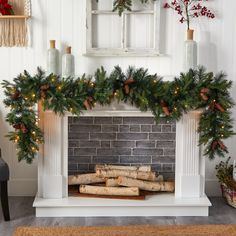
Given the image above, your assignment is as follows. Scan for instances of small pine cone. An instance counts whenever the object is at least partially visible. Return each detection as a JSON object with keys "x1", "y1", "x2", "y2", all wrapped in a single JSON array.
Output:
[
  {"x1": 12, "y1": 91, "x2": 20, "y2": 100},
  {"x1": 124, "y1": 78, "x2": 135, "y2": 85},
  {"x1": 40, "y1": 91, "x2": 46, "y2": 99},
  {"x1": 87, "y1": 96, "x2": 93, "y2": 102},
  {"x1": 200, "y1": 92, "x2": 209, "y2": 101},
  {"x1": 13, "y1": 124, "x2": 21, "y2": 130},
  {"x1": 218, "y1": 140, "x2": 226, "y2": 150},
  {"x1": 215, "y1": 103, "x2": 225, "y2": 112},
  {"x1": 162, "y1": 106, "x2": 170, "y2": 116},
  {"x1": 124, "y1": 84, "x2": 130, "y2": 94},
  {"x1": 40, "y1": 84, "x2": 50, "y2": 91},
  {"x1": 20, "y1": 124, "x2": 28, "y2": 134},
  {"x1": 200, "y1": 88, "x2": 209, "y2": 94},
  {"x1": 83, "y1": 99, "x2": 91, "y2": 110},
  {"x1": 211, "y1": 140, "x2": 218, "y2": 150}
]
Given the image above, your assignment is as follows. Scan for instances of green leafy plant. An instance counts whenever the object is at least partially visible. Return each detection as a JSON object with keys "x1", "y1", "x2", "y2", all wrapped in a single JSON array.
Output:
[
  {"x1": 1, "y1": 66, "x2": 235, "y2": 163},
  {"x1": 216, "y1": 157, "x2": 236, "y2": 190},
  {"x1": 97, "y1": 0, "x2": 156, "y2": 16}
]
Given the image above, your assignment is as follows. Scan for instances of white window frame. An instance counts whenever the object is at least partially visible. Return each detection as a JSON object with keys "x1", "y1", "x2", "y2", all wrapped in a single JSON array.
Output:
[{"x1": 84, "y1": 0, "x2": 161, "y2": 57}]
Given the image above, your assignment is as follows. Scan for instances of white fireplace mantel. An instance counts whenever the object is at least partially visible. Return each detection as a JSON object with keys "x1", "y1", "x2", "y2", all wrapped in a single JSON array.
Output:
[{"x1": 33, "y1": 102, "x2": 211, "y2": 217}]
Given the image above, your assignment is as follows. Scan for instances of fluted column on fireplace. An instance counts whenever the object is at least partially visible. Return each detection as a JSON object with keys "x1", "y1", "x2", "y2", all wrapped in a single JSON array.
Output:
[
  {"x1": 38, "y1": 111, "x2": 67, "y2": 199},
  {"x1": 175, "y1": 110, "x2": 205, "y2": 198}
]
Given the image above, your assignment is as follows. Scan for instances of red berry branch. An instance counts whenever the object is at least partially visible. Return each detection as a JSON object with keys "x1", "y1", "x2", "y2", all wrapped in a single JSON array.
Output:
[
  {"x1": 164, "y1": 0, "x2": 215, "y2": 30},
  {"x1": 0, "y1": 0, "x2": 14, "y2": 15}
]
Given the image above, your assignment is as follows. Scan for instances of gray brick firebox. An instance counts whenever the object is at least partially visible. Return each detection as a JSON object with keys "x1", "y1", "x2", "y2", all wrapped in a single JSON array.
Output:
[{"x1": 68, "y1": 116, "x2": 176, "y2": 180}]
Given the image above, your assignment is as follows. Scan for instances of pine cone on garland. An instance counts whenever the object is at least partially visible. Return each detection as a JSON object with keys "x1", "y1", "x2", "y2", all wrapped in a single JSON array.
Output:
[
  {"x1": 124, "y1": 78, "x2": 135, "y2": 95},
  {"x1": 200, "y1": 93, "x2": 209, "y2": 101},
  {"x1": 13, "y1": 123, "x2": 21, "y2": 130},
  {"x1": 211, "y1": 140, "x2": 218, "y2": 150},
  {"x1": 218, "y1": 140, "x2": 226, "y2": 150},
  {"x1": 200, "y1": 88, "x2": 210, "y2": 101},
  {"x1": 40, "y1": 85, "x2": 49, "y2": 91},
  {"x1": 20, "y1": 124, "x2": 28, "y2": 134},
  {"x1": 160, "y1": 100, "x2": 170, "y2": 116},
  {"x1": 201, "y1": 88, "x2": 210, "y2": 94},
  {"x1": 83, "y1": 97, "x2": 93, "y2": 110},
  {"x1": 40, "y1": 84, "x2": 50, "y2": 99},
  {"x1": 12, "y1": 90, "x2": 20, "y2": 100},
  {"x1": 215, "y1": 102, "x2": 225, "y2": 112}
]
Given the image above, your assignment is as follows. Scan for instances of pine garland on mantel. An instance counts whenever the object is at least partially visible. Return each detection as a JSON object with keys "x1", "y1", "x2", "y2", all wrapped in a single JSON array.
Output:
[{"x1": 1, "y1": 66, "x2": 235, "y2": 163}]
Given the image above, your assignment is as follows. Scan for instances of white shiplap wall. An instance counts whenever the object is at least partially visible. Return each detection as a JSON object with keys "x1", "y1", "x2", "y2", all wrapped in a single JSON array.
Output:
[{"x1": 0, "y1": 0, "x2": 235, "y2": 196}]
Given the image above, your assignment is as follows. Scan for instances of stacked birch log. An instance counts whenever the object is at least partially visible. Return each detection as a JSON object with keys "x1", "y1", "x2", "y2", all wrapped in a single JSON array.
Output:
[{"x1": 68, "y1": 165, "x2": 175, "y2": 197}]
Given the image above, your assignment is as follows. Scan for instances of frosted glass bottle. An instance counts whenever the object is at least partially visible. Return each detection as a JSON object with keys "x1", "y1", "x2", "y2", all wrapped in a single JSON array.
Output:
[
  {"x1": 47, "y1": 40, "x2": 59, "y2": 75},
  {"x1": 184, "y1": 29, "x2": 197, "y2": 71},
  {"x1": 62, "y1": 46, "x2": 75, "y2": 78}
]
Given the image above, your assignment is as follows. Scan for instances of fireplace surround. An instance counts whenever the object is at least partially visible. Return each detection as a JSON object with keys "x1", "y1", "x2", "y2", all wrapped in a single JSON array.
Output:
[{"x1": 33, "y1": 101, "x2": 211, "y2": 217}]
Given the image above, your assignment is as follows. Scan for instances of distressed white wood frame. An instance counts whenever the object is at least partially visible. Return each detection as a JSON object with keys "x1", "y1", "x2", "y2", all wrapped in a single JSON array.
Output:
[{"x1": 84, "y1": 0, "x2": 161, "y2": 57}]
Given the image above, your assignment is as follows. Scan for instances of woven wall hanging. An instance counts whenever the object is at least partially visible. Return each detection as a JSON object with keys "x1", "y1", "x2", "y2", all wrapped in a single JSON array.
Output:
[{"x1": 0, "y1": 0, "x2": 31, "y2": 47}]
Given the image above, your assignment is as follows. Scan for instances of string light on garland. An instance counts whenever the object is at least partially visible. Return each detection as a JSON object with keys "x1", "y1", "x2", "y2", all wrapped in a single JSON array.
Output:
[{"x1": 1, "y1": 66, "x2": 235, "y2": 163}]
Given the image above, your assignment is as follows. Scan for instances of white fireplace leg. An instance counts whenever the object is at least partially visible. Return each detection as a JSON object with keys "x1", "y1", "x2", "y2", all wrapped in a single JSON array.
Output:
[
  {"x1": 175, "y1": 110, "x2": 205, "y2": 198},
  {"x1": 38, "y1": 112, "x2": 67, "y2": 199}
]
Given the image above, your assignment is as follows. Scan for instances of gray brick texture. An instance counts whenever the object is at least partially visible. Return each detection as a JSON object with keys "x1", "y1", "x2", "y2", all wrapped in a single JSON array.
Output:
[{"x1": 68, "y1": 116, "x2": 176, "y2": 180}]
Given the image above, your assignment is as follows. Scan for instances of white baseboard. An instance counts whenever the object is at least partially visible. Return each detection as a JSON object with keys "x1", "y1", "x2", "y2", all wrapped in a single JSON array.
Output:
[
  {"x1": 8, "y1": 179, "x2": 37, "y2": 196},
  {"x1": 7, "y1": 178, "x2": 221, "y2": 197}
]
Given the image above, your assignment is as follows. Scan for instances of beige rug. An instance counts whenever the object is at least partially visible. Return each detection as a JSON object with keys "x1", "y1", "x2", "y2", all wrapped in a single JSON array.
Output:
[{"x1": 13, "y1": 225, "x2": 236, "y2": 236}]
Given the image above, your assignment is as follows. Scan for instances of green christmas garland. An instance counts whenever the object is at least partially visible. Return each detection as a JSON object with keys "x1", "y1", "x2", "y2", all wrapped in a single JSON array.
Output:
[{"x1": 1, "y1": 66, "x2": 235, "y2": 164}]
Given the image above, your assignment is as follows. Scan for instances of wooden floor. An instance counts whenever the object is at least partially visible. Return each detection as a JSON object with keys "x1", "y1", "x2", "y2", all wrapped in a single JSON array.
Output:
[{"x1": 0, "y1": 197, "x2": 235, "y2": 236}]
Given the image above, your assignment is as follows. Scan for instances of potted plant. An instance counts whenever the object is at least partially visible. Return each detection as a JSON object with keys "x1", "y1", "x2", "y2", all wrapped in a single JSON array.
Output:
[
  {"x1": 163, "y1": 0, "x2": 215, "y2": 71},
  {"x1": 216, "y1": 157, "x2": 236, "y2": 208},
  {"x1": 0, "y1": 0, "x2": 14, "y2": 15}
]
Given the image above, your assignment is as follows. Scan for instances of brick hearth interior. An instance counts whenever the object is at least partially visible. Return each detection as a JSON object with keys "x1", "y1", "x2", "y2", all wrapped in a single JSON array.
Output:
[{"x1": 68, "y1": 116, "x2": 176, "y2": 180}]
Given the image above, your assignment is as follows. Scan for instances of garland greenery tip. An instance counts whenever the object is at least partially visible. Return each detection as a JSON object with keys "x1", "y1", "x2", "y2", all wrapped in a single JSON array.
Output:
[{"x1": 96, "y1": 0, "x2": 156, "y2": 16}]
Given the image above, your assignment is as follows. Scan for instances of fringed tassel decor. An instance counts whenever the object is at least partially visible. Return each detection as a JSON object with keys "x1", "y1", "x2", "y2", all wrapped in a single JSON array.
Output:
[{"x1": 0, "y1": 0, "x2": 31, "y2": 47}]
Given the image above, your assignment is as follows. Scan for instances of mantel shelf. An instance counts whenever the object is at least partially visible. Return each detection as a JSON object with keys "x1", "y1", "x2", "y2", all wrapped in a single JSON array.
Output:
[{"x1": 0, "y1": 15, "x2": 30, "y2": 19}]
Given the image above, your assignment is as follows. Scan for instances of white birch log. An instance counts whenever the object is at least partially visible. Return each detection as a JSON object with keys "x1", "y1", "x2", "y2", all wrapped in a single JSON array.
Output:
[
  {"x1": 95, "y1": 164, "x2": 151, "y2": 172},
  {"x1": 68, "y1": 173, "x2": 105, "y2": 185},
  {"x1": 117, "y1": 176, "x2": 175, "y2": 192},
  {"x1": 96, "y1": 169, "x2": 157, "y2": 181},
  {"x1": 79, "y1": 185, "x2": 139, "y2": 196},
  {"x1": 105, "y1": 178, "x2": 119, "y2": 187}
]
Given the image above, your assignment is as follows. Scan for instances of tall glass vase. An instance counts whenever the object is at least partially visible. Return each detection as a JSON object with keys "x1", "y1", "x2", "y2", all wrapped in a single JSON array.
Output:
[
  {"x1": 184, "y1": 29, "x2": 197, "y2": 71},
  {"x1": 62, "y1": 46, "x2": 75, "y2": 78},
  {"x1": 47, "y1": 40, "x2": 59, "y2": 75}
]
